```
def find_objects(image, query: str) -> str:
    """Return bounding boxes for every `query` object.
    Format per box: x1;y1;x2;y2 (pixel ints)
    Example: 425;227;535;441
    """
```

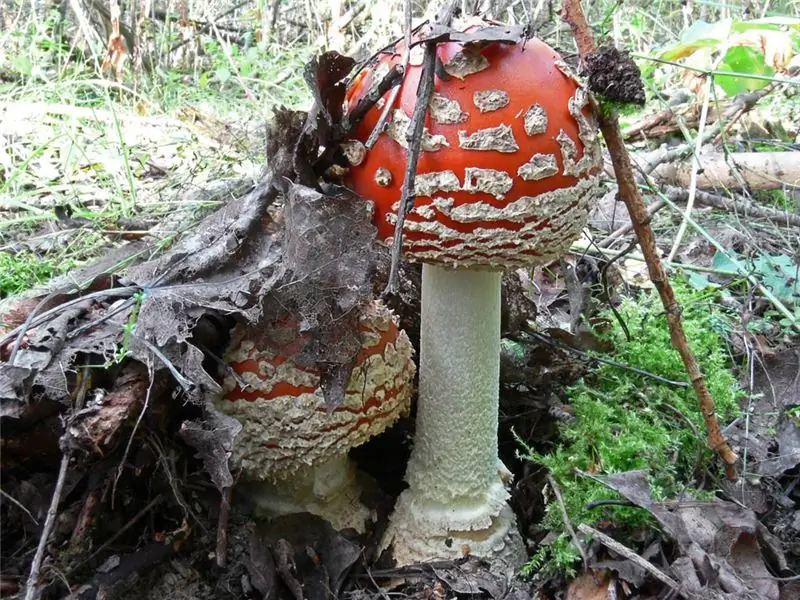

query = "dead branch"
647;151;800;191
623;84;778;144
561;0;739;476
216;486;232;568
597;199;667;248
663;184;800;228
365;0;413;150
23;367;91;600
546;474;588;570
384;0;459;295
577;524;689;598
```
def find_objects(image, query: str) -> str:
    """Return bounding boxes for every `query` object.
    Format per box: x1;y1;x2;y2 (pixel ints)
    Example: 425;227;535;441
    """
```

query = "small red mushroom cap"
345;18;601;268
215;300;415;481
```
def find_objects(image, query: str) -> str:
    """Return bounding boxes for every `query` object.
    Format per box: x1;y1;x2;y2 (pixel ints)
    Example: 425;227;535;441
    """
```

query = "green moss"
522;278;742;577
0;251;77;298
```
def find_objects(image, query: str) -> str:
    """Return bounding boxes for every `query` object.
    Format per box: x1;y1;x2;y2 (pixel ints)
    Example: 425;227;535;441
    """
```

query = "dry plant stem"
577;524;688;598
216;486;232;568
663;185;800;228
667;78;712;262
597;198;666;248
65;494;165;576
546;474;587;569
24;368;91;600
523;327;689;388
365;0;412;150
23;456;69;600
561;0;738;477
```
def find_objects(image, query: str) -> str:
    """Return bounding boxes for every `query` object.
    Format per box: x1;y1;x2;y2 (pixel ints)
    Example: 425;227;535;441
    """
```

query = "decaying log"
644;150;800;191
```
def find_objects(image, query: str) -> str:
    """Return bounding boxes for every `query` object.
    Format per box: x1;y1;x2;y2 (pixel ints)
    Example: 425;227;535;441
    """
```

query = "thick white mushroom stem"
241;454;372;532
383;264;526;572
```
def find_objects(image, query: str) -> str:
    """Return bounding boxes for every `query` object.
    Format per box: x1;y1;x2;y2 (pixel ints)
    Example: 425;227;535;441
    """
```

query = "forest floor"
2;48;800;600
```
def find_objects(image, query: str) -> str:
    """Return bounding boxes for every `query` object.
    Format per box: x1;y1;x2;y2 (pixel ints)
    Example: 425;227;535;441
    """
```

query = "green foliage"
709;250;799;330
112;290;144;364
787;406;800;426
0;9;312;302
685;248;799;335
522;279;741;577
654;16;800;96
0;251;77;298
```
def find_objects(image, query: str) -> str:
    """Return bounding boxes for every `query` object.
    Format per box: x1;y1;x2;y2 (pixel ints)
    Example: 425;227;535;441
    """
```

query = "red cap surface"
345;20;601;268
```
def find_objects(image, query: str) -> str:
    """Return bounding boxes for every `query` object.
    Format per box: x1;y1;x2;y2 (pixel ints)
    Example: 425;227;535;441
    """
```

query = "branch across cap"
345;20;602;269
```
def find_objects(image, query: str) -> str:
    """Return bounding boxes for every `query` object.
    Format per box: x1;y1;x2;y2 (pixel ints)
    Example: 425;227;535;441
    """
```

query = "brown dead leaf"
566;570;612;600
101;34;128;82
598;470;781;600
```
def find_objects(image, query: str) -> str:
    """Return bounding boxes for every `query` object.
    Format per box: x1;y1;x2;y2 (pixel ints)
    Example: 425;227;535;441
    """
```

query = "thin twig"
7;291;62;365
1;288;138;350
0;489;39;525
561;0;739;476
23;458;69;600
383;0;459;295
577;524;688;597
667;77;713;262
24;367;91;600
112;361;156;505
546;474;588;570
521;327;691;388
66;494;165;576
663;184;800;228
597;199;667;248
364;0;412;149
651;183;800;331
216;486;232;568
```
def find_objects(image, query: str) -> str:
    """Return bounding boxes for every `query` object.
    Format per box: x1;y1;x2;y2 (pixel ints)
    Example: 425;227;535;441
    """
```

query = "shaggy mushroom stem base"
382;265;526;573
240;454;372;532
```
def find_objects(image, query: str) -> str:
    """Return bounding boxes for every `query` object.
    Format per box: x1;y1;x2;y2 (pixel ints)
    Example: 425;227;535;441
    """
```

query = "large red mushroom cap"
344;18;601;268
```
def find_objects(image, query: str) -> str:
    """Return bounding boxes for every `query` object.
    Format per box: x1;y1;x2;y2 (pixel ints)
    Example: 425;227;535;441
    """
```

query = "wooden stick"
561;0;739;477
577;524;689;598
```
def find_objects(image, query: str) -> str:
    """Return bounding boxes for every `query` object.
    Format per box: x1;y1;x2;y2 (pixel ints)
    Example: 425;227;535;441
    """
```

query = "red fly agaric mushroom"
215;300;415;532
343;18;601;569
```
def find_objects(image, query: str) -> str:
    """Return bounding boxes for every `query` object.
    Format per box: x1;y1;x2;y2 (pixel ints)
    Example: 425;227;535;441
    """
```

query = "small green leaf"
659;19;732;61
711;251;740;274
12;54;33;76
752;254;800;304
215;67;231;84
687;271;718;291
716;46;774;96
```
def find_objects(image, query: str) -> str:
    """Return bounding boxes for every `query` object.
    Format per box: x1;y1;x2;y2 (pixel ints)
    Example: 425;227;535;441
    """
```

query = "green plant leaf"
716;46;774;96
12;54;33;76
687;271;718;291
711;251;740;274
752;254;800;305
215;67;231;84
659;19;732;61
734;17;800;31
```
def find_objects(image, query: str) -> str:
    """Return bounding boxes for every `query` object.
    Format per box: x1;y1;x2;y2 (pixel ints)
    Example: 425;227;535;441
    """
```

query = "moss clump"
523;279;741;578
0;251;78;298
